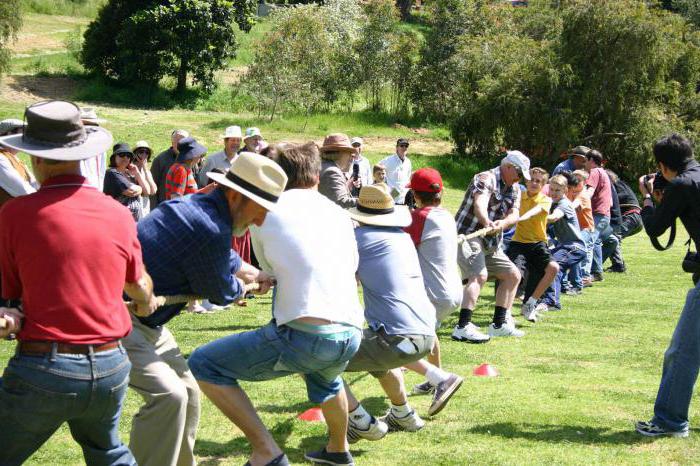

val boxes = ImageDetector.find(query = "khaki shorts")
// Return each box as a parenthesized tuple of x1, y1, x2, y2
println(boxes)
(457, 236, 517, 280)
(345, 328, 435, 378)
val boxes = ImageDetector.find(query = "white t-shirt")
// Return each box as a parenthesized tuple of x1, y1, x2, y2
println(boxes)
(417, 207, 462, 317)
(379, 153, 412, 203)
(250, 189, 364, 328)
(80, 152, 107, 191)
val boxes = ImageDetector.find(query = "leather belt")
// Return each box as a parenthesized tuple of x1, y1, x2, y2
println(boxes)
(18, 340, 121, 355)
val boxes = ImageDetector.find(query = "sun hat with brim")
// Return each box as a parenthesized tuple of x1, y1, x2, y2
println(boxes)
(0, 119, 25, 136)
(348, 184, 412, 228)
(244, 127, 262, 141)
(206, 151, 288, 212)
(319, 133, 356, 153)
(112, 142, 133, 158)
(176, 137, 207, 162)
(221, 125, 243, 140)
(569, 145, 591, 158)
(0, 100, 113, 161)
(133, 140, 152, 153)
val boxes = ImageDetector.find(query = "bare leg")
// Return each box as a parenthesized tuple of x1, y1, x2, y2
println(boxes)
(427, 339, 441, 368)
(462, 274, 487, 310)
(377, 369, 408, 406)
(494, 267, 520, 310)
(343, 381, 361, 411)
(404, 359, 430, 376)
(320, 391, 349, 453)
(197, 381, 282, 466)
(530, 261, 559, 300)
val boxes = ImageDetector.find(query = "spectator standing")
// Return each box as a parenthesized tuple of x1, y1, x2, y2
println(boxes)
(198, 125, 243, 187)
(319, 133, 358, 208)
(165, 137, 206, 200)
(151, 129, 189, 207)
(0, 119, 37, 206)
(78, 108, 108, 190)
(380, 138, 412, 204)
(243, 127, 267, 153)
(103, 143, 146, 221)
(0, 100, 157, 466)
(133, 140, 157, 217)
(346, 137, 372, 188)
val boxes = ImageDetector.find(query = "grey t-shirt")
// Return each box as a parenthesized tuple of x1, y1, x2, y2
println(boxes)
(551, 197, 584, 246)
(355, 226, 436, 336)
(417, 208, 462, 315)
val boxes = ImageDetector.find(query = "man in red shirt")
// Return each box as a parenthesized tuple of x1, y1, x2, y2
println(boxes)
(0, 100, 158, 466)
(584, 149, 614, 282)
(165, 137, 206, 200)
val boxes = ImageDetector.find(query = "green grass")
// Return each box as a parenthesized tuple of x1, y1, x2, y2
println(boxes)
(0, 201, 697, 464)
(22, 0, 106, 17)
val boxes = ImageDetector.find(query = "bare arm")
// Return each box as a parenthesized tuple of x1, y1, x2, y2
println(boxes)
(235, 261, 275, 294)
(472, 191, 493, 228)
(124, 269, 158, 317)
(516, 205, 546, 223)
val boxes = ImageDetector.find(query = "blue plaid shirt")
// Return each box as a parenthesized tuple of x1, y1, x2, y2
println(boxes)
(136, 188, 244, 327)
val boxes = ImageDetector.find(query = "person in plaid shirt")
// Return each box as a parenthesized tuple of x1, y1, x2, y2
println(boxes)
(165, 137, 205, 200)
(452, 151, 530, 342)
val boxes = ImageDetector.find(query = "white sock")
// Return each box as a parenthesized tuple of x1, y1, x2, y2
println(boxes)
(391, 402, 412, 418)
(526, 297, 537, 306)
(349, 404, 371, 429)
(425, 365, 450, 386)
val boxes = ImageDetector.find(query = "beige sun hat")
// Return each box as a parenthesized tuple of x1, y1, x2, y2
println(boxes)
(221, 125, 242, 140)
(206, 151, 288, 211)
(348, 183, 412, 228)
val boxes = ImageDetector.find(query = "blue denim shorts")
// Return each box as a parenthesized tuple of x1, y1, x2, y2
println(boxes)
(188, 321, 361, 404)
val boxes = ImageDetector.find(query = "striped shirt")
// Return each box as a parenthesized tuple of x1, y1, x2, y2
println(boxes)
(165, 163, 197, 200)
(454, 167, 521, 248)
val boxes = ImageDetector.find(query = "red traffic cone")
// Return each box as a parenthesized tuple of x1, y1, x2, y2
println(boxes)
(297, 407, 325, 422)
(473, 363, 499, 377)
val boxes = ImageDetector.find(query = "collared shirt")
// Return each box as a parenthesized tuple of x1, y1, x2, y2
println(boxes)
(150, 147, 177, 206)
(455, 167, 521, 248)
(355, 226, 436, 336)
(379, 153, 412, 203)
(137, 188, 244, 327)
(642, 159, 700, 249)
(551, 158, 576, 176)
(512, 190, 552, 243)
(165, 163, 197, 199)
(198, 150, 237, 187)
(0, 175, 141, 344)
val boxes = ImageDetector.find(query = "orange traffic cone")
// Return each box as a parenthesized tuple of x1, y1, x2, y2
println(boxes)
(297, 407, 325, 422)
(473, 363, 499, 377)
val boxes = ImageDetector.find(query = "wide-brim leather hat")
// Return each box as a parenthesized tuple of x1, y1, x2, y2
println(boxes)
(569, 145, 591, 158)
(0, 100, 112, 161)
(348, 184, 412, 228)
(206, 151, 288, 211)
(319, 133, 356, 153)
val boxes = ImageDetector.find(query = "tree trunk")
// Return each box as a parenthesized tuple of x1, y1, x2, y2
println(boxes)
(177, 57, 188, 93)
(396, 0, 411, 21)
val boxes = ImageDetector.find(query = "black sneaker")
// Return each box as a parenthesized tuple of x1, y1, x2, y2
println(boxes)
(591, 273, 604, 282)
(304, 449, 354, 466)
(635, 420, 689, 438)
(244, 453, 290, 466)
(605, 265, 626, 273)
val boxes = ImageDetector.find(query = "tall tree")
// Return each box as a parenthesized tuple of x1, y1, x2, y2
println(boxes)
(0, 0, 22, 82)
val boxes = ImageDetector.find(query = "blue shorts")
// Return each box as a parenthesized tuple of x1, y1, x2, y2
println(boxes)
(188, 321, 361, 404)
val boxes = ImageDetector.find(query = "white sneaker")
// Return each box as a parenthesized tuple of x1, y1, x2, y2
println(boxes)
(536, 303, 557, 313)
(521, 301, 538, 322)
(201, 300, 224, 312)
(488, 322, 525, 338)
(451, 323, 490, 343)
(505, 309, 517, 327)
(186, 302, 213, 314)
(380, 409, 425, 432)
(347, 415, 388, 443)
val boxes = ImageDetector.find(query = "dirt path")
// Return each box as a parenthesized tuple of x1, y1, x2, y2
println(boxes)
(0, 75, 79, 103)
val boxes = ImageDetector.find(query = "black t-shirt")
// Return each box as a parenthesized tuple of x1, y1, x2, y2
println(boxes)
(103, 168, 142, 221)
(614, 179, 640, 212)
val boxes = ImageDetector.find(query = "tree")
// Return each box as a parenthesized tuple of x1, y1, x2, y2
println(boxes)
(0, 0, 22, 82)
(82, 0, 256, 93)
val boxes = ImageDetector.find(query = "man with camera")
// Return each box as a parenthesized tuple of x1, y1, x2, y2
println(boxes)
(635, 133, 700, 438)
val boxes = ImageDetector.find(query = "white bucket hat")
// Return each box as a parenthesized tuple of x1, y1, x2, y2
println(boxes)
(206, 151, 288, 211)
(0, 101, 113, 161)
(348, 184, 412, 228)
(221, 125, 243, 140)
(244, 127, 262, 141)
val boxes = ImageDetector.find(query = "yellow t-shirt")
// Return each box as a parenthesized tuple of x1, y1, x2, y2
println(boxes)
(512, 191, 552, 243)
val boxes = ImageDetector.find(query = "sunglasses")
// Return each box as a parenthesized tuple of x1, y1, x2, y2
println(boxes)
(116, 153, 132, 159)
(398, 144, 409, 148)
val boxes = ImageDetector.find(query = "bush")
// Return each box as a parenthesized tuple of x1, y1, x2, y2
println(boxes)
(0, 0, 21, 81)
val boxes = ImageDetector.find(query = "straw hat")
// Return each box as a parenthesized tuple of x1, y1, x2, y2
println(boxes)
(133, 140, 152, 153)
(348, 184, 412, 228)
(221, 125, 242, 140)
(206, 151, 288, 211)
(0, 101, 112, 161)
(319, 133, 355, 153)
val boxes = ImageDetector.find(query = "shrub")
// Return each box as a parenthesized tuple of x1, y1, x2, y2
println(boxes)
(0, 0, 22, 81)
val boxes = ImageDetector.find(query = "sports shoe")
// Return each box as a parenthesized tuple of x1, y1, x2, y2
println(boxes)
(451, 323, 490, 343)
(606, 265, 626, 273)
(346, 415, 388, 444)
(186, 302, 213, 314)
(411, 380, 436, 395)
(201, 299, 224, 312)
(304, 449, 354, 466)
(564, 288, 582, 296)
(243, 453, 289, 466)
(488, 321, 525, 338)
(535, 303, 550, 313)
(428, 373, 463, 416)
(505, 308, 517, 327)
(635, 420, 689, 438)
(521, 301, 538, 322)
(380, 409, 425, 432)
(592, 272, 604, 282)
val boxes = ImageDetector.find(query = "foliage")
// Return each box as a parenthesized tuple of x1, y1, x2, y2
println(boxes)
(672, 0, 700, 28)
(0, 0, 22, 82)
(415, 0, 700, 177)
(81, 0, 256, 93)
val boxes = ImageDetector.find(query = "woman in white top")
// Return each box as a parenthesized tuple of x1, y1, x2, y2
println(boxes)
(133, 141, 158, 216)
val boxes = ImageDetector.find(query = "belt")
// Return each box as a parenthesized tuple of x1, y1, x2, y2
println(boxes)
(17, 340, 121, 355)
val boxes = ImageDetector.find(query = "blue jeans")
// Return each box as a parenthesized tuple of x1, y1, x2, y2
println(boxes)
(652, 281, 700, 433)
(189, 321, 361, 403)
(592, 214, 612, 275)
(0, 346, 135, 466)
(542, 244, 586, 309)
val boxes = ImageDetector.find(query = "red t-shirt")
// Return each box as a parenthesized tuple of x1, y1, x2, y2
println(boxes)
(586, 167, 612, 217)
(165, 163, 197, 199)
(0, 175, 142, 344)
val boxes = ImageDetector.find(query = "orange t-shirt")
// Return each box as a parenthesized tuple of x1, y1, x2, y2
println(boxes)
(575, 193, 594, 231)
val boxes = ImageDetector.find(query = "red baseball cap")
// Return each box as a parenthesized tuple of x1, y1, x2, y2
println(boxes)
(407, 168, 443, 193)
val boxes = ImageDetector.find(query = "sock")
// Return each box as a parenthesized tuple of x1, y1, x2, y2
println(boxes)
(349, 404, 372, 429)
(457, 308, 473, 328)
(492, 306, 507, 328)
(391, 402, 412, 418)
(526, 297, 537, 306)
(425, 365, 450, 386)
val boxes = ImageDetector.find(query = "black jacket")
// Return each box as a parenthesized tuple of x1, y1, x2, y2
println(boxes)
(642, 159, 700, 248)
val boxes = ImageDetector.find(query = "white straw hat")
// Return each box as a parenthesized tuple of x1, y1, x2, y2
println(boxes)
(348, 184, 412, 228)
(221, 125, 243, 139)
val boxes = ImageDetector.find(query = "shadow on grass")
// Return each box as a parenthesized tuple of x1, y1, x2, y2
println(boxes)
(192, 324, 261, 333)
(468, 423, 644, 445)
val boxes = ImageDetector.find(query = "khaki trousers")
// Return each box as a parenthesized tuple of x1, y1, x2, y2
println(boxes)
(122, 316, 200, 466)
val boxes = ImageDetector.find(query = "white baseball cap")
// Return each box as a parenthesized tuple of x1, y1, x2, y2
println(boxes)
(504, 150, 531, 180)
(350, 137, 363, 147)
